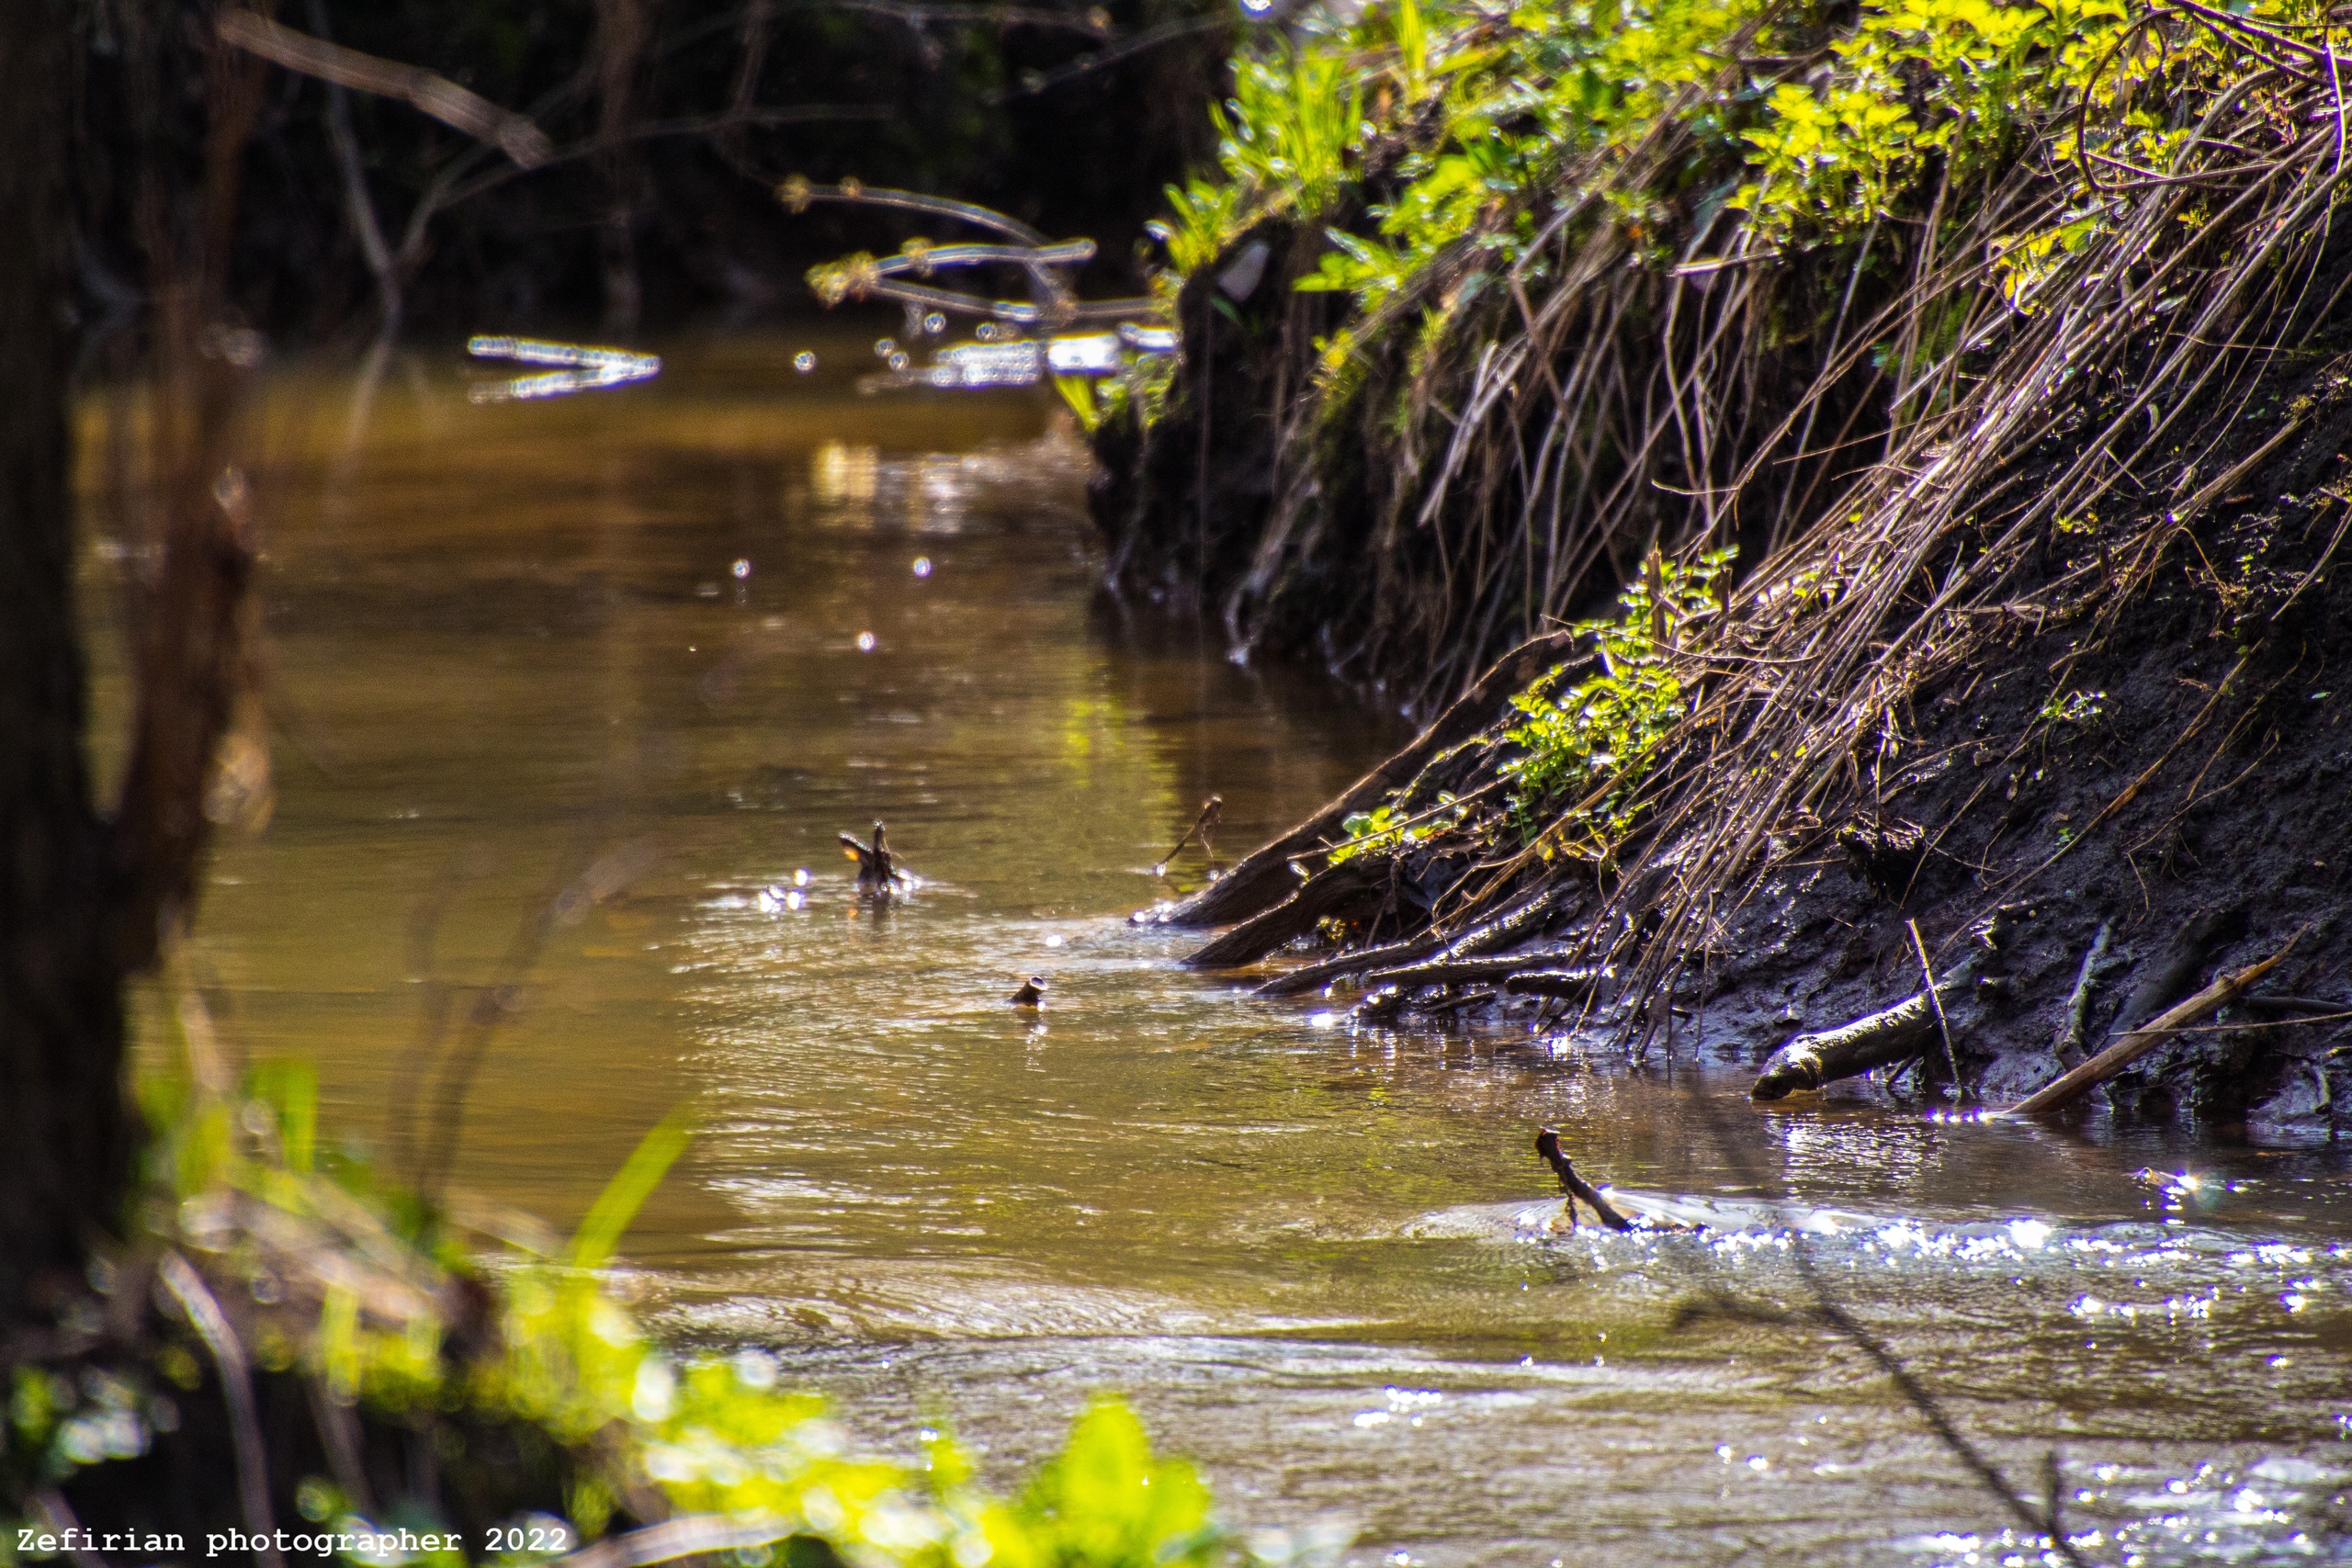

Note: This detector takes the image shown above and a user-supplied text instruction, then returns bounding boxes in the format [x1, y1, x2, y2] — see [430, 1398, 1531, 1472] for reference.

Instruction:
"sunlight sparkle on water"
[912, 557, 933, 578]
[856, 632, 877, 651]
[795, 352, 816, 373]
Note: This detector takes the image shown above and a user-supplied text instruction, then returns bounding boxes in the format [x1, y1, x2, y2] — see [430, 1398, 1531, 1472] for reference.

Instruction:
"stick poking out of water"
[840, 820, 904, 897]
[1535, 1128, 1634, 1232]
[1154, 795, 1223, 877]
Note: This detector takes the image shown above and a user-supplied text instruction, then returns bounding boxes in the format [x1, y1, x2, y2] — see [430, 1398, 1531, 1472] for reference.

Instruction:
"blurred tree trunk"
[1, 0, 264, 1327]
[0, 0, 130, 1322]
[594, 0, 653, 331]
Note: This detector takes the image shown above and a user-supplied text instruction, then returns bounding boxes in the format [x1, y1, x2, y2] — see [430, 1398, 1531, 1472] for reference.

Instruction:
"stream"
[94, 336, 2352, 1566]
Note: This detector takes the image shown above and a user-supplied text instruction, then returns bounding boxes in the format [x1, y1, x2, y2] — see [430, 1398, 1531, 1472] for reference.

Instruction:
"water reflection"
[86, 336, 2352, 1568]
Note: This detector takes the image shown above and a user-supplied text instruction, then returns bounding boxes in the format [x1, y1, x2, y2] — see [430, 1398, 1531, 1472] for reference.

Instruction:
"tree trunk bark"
[0, 0, 130, 1321]
[2, 0, 266, 1326]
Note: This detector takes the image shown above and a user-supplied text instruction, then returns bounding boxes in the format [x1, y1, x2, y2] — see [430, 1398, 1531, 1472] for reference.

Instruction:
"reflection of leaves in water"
[807, 434, 1095, 534]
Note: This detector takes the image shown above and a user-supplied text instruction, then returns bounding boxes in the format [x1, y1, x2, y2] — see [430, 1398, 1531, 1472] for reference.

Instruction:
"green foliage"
[1734, 0, 2198, 248]
[1057, 354, 1178, 436]
[8, 1056, 1268, 1568]
[1145, 38, 1364, 284]
[1329, 798, 1452, 863]
[1501, 547, 1736, 852]
[984, 1401, 1221, 1568]
[1056, 372, 1105, 432]
[1148, 177, 1250, 276]
[565, 1108, 692, 1271]
[1218, 46, 1363, 231]
[1146, 0, 2321, 319]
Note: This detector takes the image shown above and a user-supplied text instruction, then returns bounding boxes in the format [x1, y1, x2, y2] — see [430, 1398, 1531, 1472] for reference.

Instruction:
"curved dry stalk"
[160, 1251, 285, 1568]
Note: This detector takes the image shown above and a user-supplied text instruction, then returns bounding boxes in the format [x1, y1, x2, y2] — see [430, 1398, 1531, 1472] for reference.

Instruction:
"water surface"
[95, 337, 2352, 1566]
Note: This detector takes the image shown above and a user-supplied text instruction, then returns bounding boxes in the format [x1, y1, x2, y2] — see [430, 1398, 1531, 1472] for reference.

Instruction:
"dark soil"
[1157, 265, 2352, 1147]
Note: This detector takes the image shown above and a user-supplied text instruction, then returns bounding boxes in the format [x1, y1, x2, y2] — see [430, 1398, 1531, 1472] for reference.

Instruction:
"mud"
[1168, 283, 2352, 1148]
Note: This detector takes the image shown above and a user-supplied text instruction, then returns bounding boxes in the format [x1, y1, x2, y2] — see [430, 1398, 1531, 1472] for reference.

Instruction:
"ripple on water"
[152, 347, 2352, 1568]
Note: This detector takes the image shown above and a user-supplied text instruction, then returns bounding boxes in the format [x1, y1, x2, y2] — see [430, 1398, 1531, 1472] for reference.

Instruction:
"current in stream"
[91, 337, 2352, 1566]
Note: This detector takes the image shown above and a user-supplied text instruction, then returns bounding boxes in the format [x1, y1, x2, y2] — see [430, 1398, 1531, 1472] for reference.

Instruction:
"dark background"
[74, 0, 1240, 342]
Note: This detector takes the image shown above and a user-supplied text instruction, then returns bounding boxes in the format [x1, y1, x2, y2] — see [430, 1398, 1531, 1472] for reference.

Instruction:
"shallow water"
[93, 337, 2352, 1565]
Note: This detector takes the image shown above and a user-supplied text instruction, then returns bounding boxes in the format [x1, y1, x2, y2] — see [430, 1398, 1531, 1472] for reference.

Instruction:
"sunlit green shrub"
[1329, 798, 1452, 863]
[1501, 547, 1736, 853]
[1147, 0, 2321, 314]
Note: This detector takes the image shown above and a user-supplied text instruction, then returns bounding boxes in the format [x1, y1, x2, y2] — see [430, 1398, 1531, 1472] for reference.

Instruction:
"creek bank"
[1092, 0, 2352, 1145]
[1139, 319, 2352, 1147]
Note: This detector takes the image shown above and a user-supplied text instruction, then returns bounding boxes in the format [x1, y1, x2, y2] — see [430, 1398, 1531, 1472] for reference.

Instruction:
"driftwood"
[1534, 1129, 1633, 1232]
[1182, 860, 1385, 969]
[1369, 951, 1574, 988]
[1443, 886, 1567, 959]
[2240, 993, 2351, 1016]
[2007, 931, 2304, 1115]
[2052, 922, 2112, 1067]
[1250, 885, 1564, 995]
[1141, 631, 1587, 929]
[1751, 965, 1979, 1100]
[1749, 905, 2040, 1100]
[1254, 932, 1446, 997]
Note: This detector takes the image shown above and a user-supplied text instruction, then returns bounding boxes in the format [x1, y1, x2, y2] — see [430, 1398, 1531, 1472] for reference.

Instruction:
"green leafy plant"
[1146, 0, 2313, 317]
[2038, 687, 2107, 728]
[6, 1051, 1272, 1568]
[1329, 798, 1452, 863]
[1501, 546, 1736, 854]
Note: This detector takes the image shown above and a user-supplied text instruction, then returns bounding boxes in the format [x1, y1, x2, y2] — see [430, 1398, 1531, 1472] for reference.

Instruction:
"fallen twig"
[1905, 917, 1961, 1089]
[2007, 927, 2306, 1115]
[160, 1252, 284, 1568]
[550, 1512, 793, 1568]
[1155, 795, 1223, 876]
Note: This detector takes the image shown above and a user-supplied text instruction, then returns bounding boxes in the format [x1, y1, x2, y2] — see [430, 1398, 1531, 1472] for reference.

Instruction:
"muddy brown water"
[87, 337, 2352, 1565]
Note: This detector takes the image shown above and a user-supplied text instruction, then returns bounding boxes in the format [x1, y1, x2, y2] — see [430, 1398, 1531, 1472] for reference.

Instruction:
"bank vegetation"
[1114, 0, 2352, 1134]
